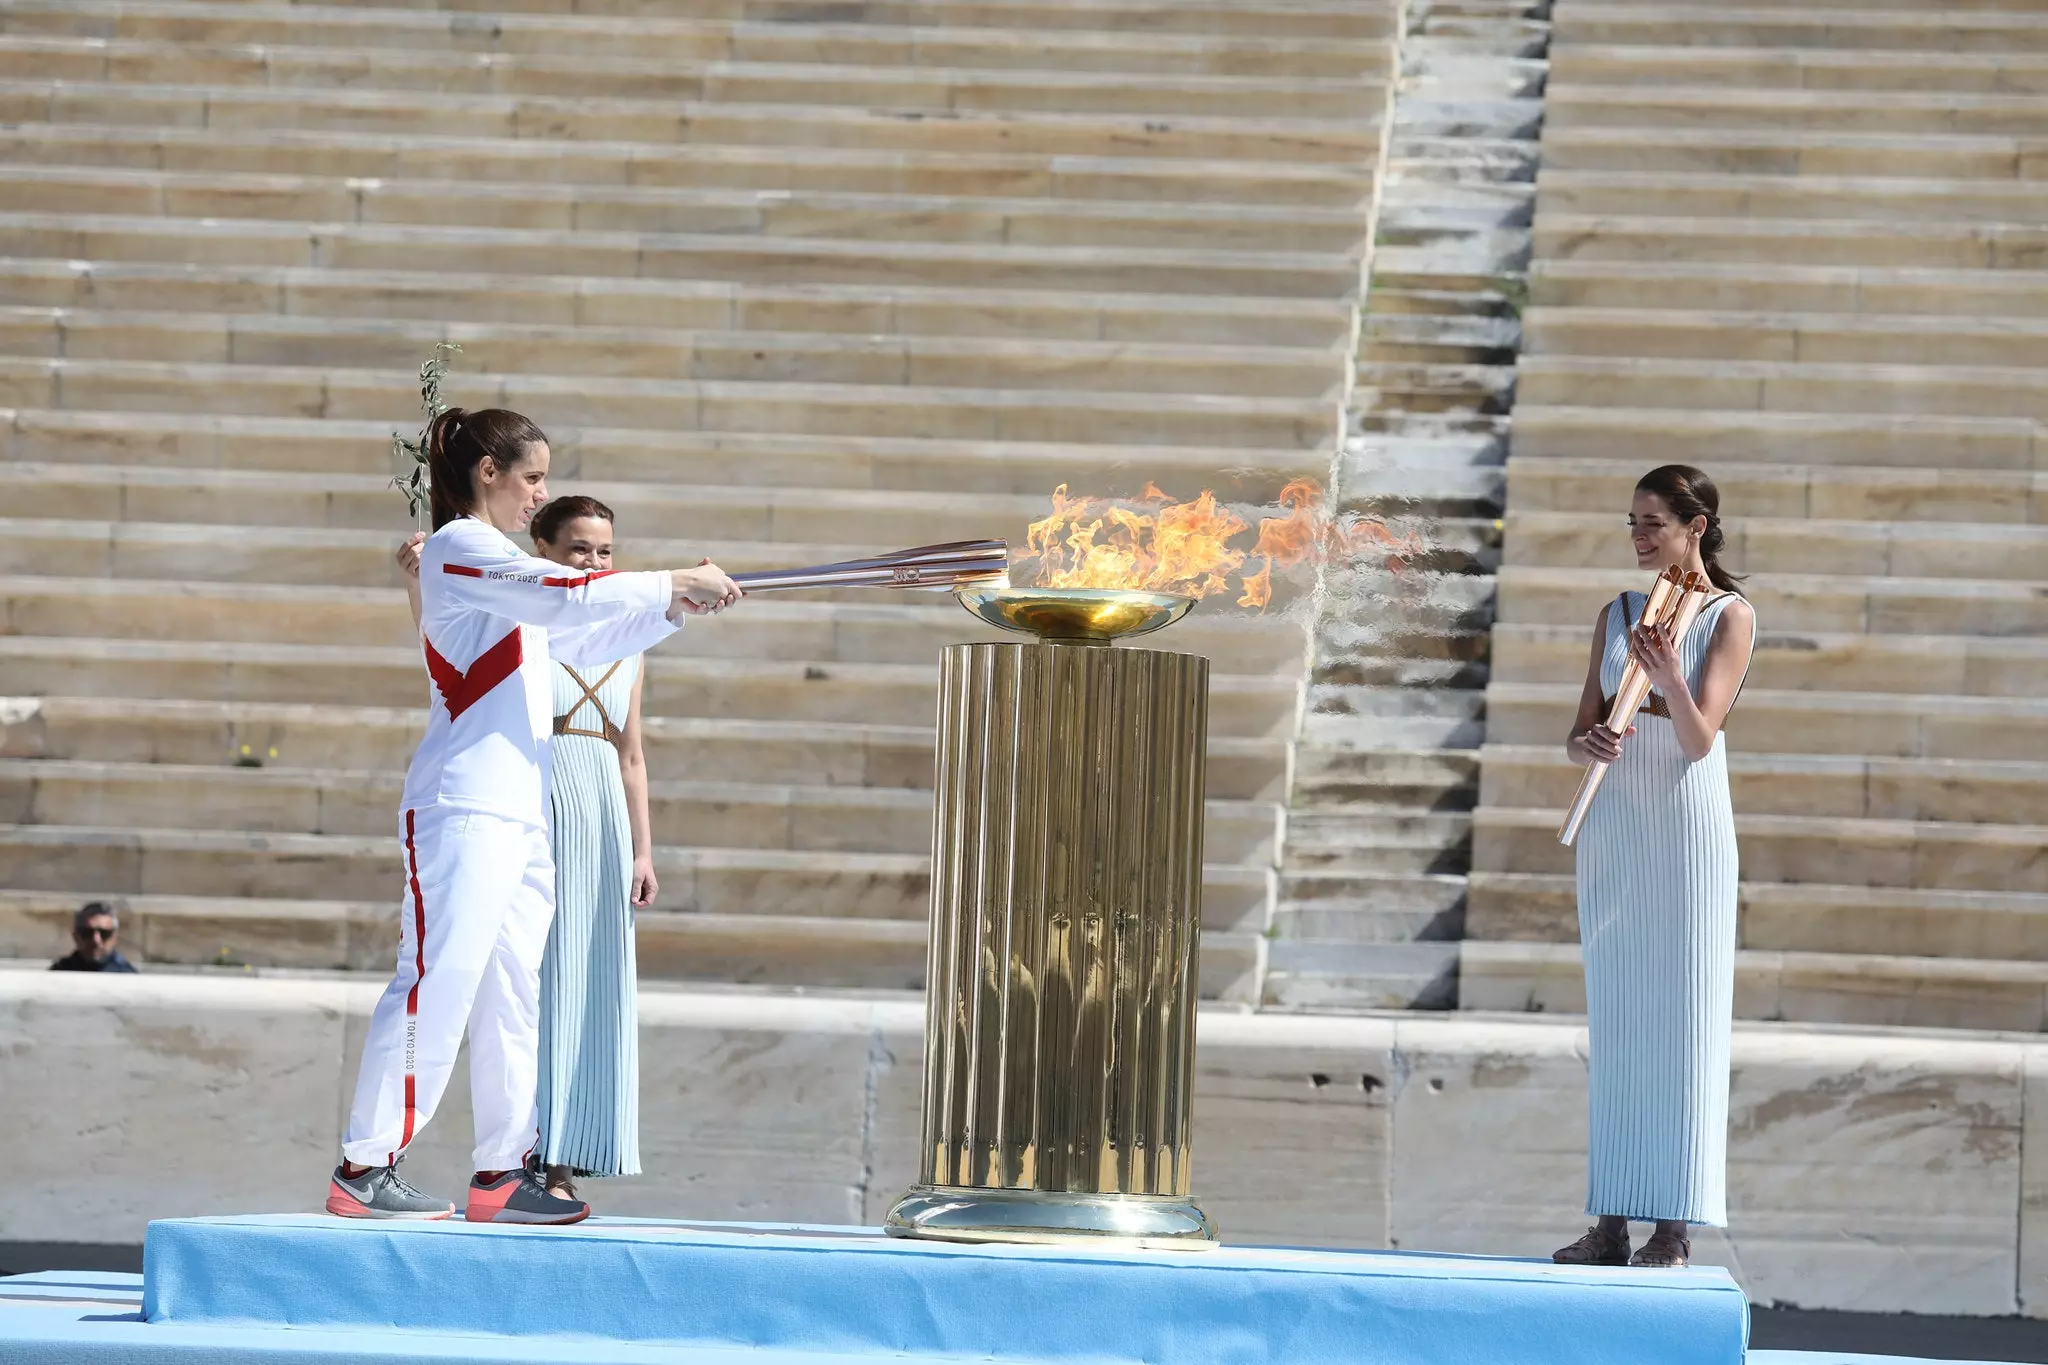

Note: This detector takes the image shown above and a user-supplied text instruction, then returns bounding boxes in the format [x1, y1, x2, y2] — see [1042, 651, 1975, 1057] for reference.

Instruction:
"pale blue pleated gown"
[536, 655, 642, 1178]
[1576, 591, 1751, 1228]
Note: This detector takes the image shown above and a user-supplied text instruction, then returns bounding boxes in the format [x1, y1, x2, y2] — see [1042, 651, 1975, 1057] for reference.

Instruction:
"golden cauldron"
[883, 586, 1217, 1249]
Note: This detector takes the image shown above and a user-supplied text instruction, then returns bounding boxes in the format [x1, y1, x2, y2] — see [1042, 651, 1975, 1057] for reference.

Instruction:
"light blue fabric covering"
[126, 1215, 1748, 1365]
[537, 655, 642, 1178]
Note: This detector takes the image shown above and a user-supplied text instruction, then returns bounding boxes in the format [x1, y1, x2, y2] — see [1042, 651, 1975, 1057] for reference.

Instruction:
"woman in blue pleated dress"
[1551, 465, 1756, 1271]
[526, 494, 655, 1199]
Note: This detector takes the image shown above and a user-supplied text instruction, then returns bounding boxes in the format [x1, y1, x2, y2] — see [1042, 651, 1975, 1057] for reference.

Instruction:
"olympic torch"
[729, 540, 1009, 593]
[1557, 566, 1711, 846]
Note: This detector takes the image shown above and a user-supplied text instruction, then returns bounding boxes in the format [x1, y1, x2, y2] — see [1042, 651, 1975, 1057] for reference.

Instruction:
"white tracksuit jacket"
[341, 516, 680, 1171]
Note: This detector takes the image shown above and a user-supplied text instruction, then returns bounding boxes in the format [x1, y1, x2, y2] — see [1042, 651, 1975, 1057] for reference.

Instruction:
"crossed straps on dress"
[1599, 590, 1739, 723]
[553, 662, 625, 746]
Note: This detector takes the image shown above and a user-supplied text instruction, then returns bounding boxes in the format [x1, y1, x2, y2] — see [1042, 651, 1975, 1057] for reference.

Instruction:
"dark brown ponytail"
[426, 407, 547, 531]
[1636, 464, 1743, 595]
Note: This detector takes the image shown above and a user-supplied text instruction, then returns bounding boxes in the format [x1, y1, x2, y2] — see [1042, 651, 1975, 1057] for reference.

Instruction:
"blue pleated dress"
[536, 655, 642, 1178]
[1575, 591, 1752, 1227]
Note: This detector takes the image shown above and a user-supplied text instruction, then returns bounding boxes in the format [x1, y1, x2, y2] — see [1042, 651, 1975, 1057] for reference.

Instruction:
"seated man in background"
[50, 902, 138, 973]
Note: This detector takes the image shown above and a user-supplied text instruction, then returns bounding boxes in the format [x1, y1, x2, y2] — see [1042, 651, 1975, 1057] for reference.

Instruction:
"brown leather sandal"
[1552, 1225, 1630, 1266]
[1630, 1229, 1690, 1268]
[542, 1163, 579, 1203]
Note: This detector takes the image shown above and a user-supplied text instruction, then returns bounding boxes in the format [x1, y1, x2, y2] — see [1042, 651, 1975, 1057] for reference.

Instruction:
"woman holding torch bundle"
[1550, 465, 1755, 1270]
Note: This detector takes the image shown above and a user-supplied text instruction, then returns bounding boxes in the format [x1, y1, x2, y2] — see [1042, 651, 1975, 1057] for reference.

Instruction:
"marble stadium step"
[0, 695, 1290, 803]
[1539, 127, 2046, 181]
[0, 81, 1386, 167]
[0, 639, 1302, 735]
[1485, 682, 2048, 763]
[0, 758, 1282, 863]
[1497, 563, 2048, 637]
[1473, 804, 2048, 894]
[0, 578, 1311, 670]
[1549, 45, 2048, 93]
[0, 168, 1374, 255]
[1547, 86, 2048, 137]
[1466, 870, 2048, 964]
[0, 353, 1339, 451]
[0, 212, 1360, 300]
[1519, 355, 2048, 423]
[0, 39, 1389, 120]
[1511, 406, 2048, 472]
[1538, 172, 2048, 225]
[0, 891, 1261, 998]
[1502, 510, 2048, 581]
[1506, 456, 2048, 525]
[11, 0, 1399, 47]
[1529, 261, 2048, 319]
[1551, 6, 2048, 53]
[1532, 215, 2048, 271]
[0, 412, 1326, 498]
[0, 260, 1353, 348]
[0, 124, 1376, 209]
[0, 308, 1346, 400]
[1480, 743, 2048, 826]
[1524, 307, 2048, 370]
[1277, 809, 1474, 878]
[1489, 624, 2048, 698]
[1458, 939, 2048, 1033]
[0, 823, 1272, 935]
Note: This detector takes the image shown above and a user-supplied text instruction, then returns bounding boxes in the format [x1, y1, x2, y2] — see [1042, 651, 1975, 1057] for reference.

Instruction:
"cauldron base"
[883, 1184, 1218, 1250]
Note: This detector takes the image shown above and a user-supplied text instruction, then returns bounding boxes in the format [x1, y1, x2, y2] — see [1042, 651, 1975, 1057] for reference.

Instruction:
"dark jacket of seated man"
[50, 901, 139, 973]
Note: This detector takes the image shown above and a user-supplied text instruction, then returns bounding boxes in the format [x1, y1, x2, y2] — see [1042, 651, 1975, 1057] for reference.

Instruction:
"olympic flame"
[1020, 479, 1412, 610]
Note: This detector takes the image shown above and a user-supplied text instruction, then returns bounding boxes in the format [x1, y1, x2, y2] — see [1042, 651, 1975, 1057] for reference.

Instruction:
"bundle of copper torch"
[729, 539, 1008, 594]
[1557, 565, 1713, 847]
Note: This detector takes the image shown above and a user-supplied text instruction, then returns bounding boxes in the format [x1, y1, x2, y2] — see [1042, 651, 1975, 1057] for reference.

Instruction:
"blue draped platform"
[0, 1214, 1752, 1364]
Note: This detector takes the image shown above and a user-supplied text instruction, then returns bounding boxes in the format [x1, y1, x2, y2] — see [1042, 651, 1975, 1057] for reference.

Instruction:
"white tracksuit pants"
[342, 806, 556, 1172]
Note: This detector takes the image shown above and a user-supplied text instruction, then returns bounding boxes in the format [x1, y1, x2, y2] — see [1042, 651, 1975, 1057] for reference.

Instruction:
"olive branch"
[390, 341, 462, 528]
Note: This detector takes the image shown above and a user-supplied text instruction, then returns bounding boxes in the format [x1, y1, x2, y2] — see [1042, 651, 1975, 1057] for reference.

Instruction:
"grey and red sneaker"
[326, 1162, 455, 1220]
[465, 1166, 590, 1225]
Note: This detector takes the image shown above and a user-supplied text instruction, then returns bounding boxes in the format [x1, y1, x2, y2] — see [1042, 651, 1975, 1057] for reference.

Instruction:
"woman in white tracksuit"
[326, 407, 740, 1226]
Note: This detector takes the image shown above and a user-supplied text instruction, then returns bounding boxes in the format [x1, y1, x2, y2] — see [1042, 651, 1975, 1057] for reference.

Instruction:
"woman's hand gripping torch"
[1556, 566, 1712, 846]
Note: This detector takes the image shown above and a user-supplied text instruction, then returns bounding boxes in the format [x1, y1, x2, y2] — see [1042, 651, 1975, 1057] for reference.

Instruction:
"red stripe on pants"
[391, 808, 428, 1165]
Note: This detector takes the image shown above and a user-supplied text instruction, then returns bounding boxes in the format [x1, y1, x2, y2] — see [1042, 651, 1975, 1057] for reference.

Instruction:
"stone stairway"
[1265, 0, 1550, 1011]
[1466, 0, 2048, 1031]
[0, 0, 1400, 1000]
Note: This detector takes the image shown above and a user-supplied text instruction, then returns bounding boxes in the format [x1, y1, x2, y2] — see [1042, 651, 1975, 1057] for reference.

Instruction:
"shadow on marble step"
[0, 758, 1285, 864]
[0, 123, 1380, 209]
[1511, 404, 2048, 472]
[1282, 811, 1474, 876]
[0, 410, 1331, 499]
[1486, 682, 2048, 760]
[1465, 869, 2048, 962]
[1539, 126, 2043, 181]
[0, 39, 1396, 120]
[1472, 805, 2048, 894]
[0, 639, 1303, 736]
[0, 80, 1392, 165]
[0, 697, 1291, 802]
[1503, 510, 2048, 582]
[0, 892, 1261, 1000]
[0, 257, 1356, 348]
[0, 825, 1273, 929]
[1490, 621, 2048, 699]
[1496, 565, 2048, 638]
[1525, 258, 2048, 319]
[1537, 172, 2048, 228]
[1505, 456, 2048, 528]
[1459, 939, 2048, 1034]
[0, 169, 1379, 258]
[1546, 87, 2048, 139]
[1530, 216, 2048, 274]
[1480, 742, 2048, 826]
[1290, 746, 1481, 810]
[1547, 43, 2048, 96]
[1263, 939, 1461, 1010]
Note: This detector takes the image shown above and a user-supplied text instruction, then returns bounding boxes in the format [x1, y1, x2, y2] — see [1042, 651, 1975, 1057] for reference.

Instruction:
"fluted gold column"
[884, 639, 1216, 1247]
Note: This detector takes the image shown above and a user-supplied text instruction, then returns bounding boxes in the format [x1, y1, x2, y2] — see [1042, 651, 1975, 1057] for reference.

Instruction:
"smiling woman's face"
[1628, 489, 1702, 572]
[534, 515, 614, 571]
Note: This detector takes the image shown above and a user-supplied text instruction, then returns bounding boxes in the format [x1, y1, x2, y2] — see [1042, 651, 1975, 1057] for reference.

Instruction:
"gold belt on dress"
[553, 714, 623, 745]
